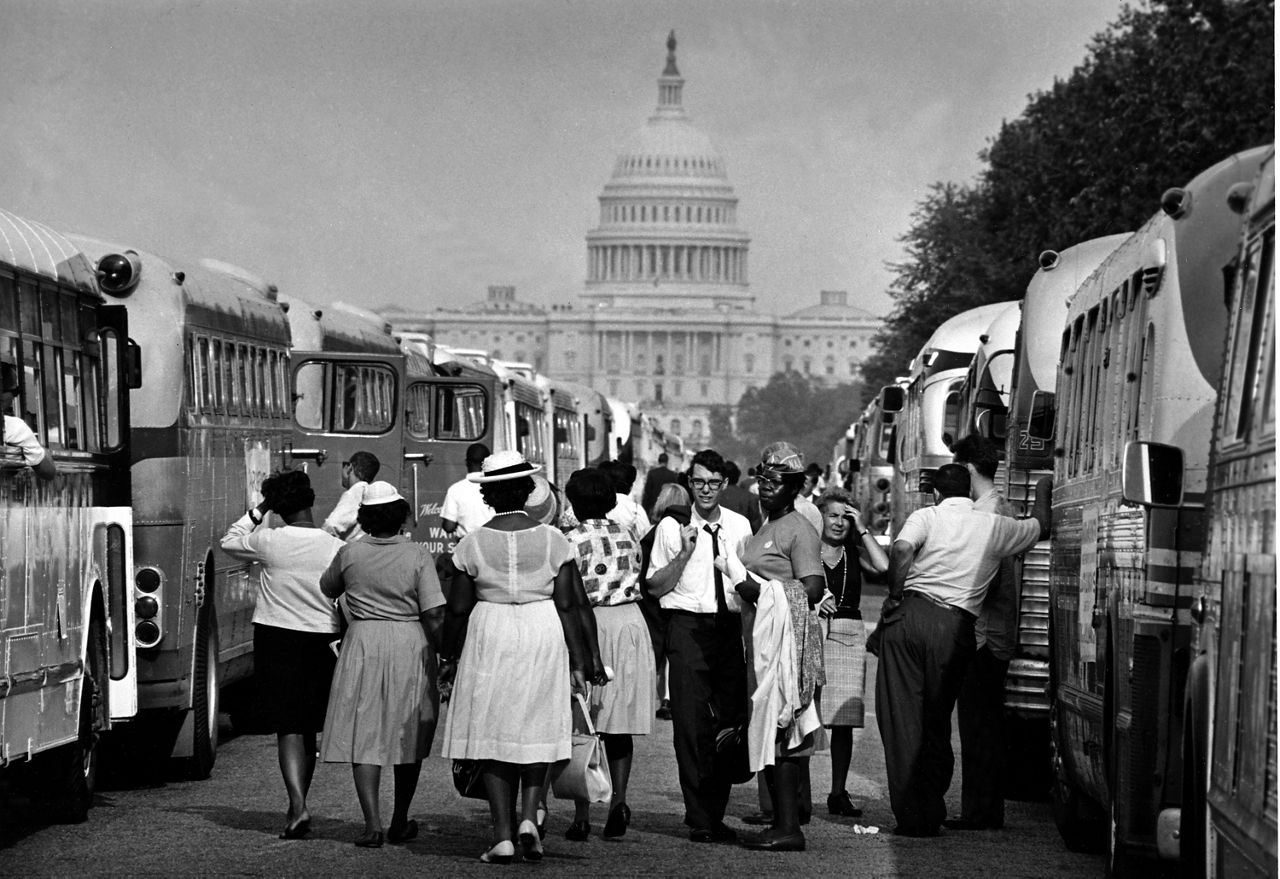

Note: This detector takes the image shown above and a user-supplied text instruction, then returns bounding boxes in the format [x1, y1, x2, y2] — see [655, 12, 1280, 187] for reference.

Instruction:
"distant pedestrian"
[319, 482, 444, 848]
[639, 481, 691, 720]
[440, 451, 597, 864]
[322, 451, 380, 541]
[815, 487, 888, 818]
[641, 452, 679, 519]
[718, 460, 762, 533]
[945, 434, 1020, 831]
[875, 463, 1050, 837]
[219, 469, 343, 842]
[603, 459, 651, 535]
[562, 468, 655, 841]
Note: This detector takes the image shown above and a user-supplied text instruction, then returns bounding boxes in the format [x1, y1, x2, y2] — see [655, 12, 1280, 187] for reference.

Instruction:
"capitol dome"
[584, 32, 752, 311]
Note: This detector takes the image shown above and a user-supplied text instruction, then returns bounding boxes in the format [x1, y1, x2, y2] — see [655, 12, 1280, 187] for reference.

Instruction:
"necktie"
[704, 524, 727, 614]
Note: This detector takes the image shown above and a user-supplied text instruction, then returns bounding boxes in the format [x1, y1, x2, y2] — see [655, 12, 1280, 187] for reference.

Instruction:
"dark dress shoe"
[655, 700, 672, 720]
[740, 812, 773, 826]
[564, 819, 591, 841]
[689, 823, 737, 844]
[741, 830, 806, 851]
[892, 825, 940, 838]
[387, 818, 418, 844]
[603, 802, 631, 838]
[279, 818, 311, 840]
[354, 830, 384, 848]
[943, 817, 1001, 831]
[827, 791, 863, 817]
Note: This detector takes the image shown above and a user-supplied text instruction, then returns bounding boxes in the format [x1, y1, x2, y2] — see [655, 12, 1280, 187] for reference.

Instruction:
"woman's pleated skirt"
[589, 601, 655, 735]
[321, 619, 437, 765]
[441, 599, 571, 764]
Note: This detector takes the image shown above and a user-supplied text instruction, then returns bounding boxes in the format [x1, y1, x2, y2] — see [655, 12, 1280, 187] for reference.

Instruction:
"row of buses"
[839, 145, 1274, 877]
[0, 210, 683, 816]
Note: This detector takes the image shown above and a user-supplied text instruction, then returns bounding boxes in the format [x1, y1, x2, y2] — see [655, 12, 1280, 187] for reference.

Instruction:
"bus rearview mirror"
[1121, 441, 1184, 507]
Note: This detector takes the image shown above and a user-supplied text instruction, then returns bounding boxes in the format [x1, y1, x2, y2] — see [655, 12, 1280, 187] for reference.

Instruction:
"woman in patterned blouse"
[561, 468, 656, 841]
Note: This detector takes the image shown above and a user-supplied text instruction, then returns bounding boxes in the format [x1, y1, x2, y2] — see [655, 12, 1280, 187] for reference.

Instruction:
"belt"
[663, 608, 719, 618]
[904, 589, 977, 620]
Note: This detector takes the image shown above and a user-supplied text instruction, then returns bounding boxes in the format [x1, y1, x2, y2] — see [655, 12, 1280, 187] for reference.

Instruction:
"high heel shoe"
[279, 817, 311, 840]
[564, 819, 591, 841]
[518, 819, 543, 861]
[387, 818, 418, 844]
[479, 840, 515, 864]
[354, 830, 384, 848]
[827, 790, 863, 818]
[603, 802, 631, 839]
[535, 806, 548, 840]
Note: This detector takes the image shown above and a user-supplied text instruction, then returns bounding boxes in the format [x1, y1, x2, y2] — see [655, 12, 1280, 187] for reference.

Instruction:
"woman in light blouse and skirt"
[562, 468, 655, 841]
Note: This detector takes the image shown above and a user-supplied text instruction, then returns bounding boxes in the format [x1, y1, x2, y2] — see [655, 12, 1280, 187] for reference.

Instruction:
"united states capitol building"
[383, 33, 879, 448]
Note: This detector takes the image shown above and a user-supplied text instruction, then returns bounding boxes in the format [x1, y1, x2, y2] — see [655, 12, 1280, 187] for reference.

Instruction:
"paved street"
[2, 584, 1105, 877]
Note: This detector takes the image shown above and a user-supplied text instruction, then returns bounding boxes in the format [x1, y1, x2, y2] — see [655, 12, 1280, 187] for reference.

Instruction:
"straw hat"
[467, 449, 542, 483]
[523, 474, 559, 525]
[360, 481, 405, 505]
[759, 441, 805, 478]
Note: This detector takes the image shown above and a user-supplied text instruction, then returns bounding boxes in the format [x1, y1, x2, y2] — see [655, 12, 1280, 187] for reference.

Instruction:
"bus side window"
[99, 330, 123, 450]
[293, 361, 324, 431]
[406, 383, 431, 438]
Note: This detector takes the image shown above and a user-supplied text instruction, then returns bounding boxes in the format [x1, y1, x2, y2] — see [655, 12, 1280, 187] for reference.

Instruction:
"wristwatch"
[249, 508, 263, 526]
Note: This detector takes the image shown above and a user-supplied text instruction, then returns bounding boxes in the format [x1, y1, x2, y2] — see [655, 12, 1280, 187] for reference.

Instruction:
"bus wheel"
[1179, 659, 1211, 879]
[38, 615, 106, 822]
[182, 608, 220, 780]
[1050, 740, 1104, 850]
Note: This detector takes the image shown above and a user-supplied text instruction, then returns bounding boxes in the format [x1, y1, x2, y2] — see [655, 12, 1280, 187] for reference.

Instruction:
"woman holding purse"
[815, 488, 888, 817]
[561, 468, 655, 841]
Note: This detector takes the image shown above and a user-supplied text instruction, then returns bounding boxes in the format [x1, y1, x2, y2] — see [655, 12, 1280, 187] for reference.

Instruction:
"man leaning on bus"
[1, 364, 55, 481]
[873, 464, 1050, 838]
[322, 451, 380, 541]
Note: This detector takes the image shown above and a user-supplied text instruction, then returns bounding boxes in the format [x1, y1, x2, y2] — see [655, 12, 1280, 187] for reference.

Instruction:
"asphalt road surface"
[2, 584, 1106, 877]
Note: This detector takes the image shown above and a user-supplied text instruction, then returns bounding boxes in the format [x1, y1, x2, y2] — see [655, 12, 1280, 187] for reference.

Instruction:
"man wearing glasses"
[1, 364, 55, 481]
[646, 449, 753, 844]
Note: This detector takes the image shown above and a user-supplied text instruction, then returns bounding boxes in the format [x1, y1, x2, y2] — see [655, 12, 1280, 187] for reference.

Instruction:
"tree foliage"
[730, 371, 865, 473]
[862, 0, 1275, 391]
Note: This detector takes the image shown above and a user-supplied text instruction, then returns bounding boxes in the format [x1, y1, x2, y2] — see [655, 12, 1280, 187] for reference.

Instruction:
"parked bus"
[1039, 146, 1268, 872]
[0, 209, 137, 820]
[848, 387, 901, 544]
[1176, 148, 1276, 879]
[67, 236, 294, 779]
[491, 360, 550, 475]
[891, 302, 1015, 535]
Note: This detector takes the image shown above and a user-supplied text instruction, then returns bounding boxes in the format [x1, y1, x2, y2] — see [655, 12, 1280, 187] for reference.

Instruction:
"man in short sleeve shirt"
[647, 448, 752, 843]
[875, 463, 1050, 837]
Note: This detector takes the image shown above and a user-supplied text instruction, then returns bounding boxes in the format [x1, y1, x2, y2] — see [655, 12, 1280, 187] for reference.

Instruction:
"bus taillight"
[134, 567, 164, 648]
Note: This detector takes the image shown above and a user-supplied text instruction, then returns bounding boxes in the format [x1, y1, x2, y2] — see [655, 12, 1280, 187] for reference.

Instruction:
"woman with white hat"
[440, 451, 596, 864]
[319, 481, 445, 848]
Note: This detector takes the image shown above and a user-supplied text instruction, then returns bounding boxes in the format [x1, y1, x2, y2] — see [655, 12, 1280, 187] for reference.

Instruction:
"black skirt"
[253, 624, 338, 734]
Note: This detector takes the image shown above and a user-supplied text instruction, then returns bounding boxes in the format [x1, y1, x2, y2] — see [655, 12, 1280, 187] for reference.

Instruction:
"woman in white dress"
[440, 451, 595, 864]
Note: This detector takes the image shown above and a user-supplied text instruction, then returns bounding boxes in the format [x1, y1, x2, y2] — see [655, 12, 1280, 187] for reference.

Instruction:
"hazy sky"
[1, 0, 1128, 319]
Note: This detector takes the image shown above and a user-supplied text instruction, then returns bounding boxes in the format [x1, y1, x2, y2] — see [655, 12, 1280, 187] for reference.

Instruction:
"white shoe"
[480, 840, 515, 864]
[518, 819, 544, 861]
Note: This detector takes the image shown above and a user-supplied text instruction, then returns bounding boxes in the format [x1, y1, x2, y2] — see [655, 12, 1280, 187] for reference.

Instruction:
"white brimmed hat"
[467, 450, 542, 483]
[361, 481, 405, 505]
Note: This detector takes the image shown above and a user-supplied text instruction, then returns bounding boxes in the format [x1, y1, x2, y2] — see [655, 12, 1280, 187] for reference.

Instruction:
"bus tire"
[38, 614, 106, 823]
[1104, 644, 1142, 878]
[1179, 657, 1211, 879]
[1050, 705, 1105, 852]
[182, 607, 220, 780]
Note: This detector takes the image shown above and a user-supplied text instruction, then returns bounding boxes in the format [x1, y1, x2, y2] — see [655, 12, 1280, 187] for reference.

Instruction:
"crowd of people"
[214, 431, 1051, 860]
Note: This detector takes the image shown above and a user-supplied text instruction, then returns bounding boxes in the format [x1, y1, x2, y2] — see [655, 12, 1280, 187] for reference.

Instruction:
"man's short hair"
[0, 362, 17, 393]
[724, 460, 741, 484]
[601, 459, 637, 494]
[951, 433, 1000, 480]
[347, 451, 380, 483]
[933, 463, 971, 499]
[657, 452, 668, 465]
[689, 448, 728, 478]
[465, 442, 491, 469]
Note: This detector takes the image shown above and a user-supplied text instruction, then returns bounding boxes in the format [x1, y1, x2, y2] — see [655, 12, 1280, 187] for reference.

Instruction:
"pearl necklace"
[821, 545, 845, 567]
[491, 510, 527, 518]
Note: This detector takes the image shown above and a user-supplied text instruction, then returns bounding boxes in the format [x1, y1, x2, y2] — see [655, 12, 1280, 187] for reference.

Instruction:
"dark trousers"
[666, 611, 747, 830]
[957, 645, 1010, 827]
[875, 592, 976, 833]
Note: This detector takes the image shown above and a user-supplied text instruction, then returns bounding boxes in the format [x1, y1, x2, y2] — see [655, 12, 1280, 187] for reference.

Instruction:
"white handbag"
[551, 693, 613, 803]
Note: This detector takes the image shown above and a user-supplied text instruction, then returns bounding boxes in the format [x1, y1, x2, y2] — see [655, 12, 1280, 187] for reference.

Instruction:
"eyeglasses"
[689, 478, 724, 491]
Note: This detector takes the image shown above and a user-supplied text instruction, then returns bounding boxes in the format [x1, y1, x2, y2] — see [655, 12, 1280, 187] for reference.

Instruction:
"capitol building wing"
[383, 32, 879, 449]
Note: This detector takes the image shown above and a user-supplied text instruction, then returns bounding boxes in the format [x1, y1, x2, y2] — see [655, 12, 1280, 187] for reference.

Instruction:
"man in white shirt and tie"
[647, 448, 753, 844]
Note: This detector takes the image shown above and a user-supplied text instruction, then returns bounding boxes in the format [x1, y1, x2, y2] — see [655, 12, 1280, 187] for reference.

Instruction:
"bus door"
[288, 351, 405, 529]
[400, 375, 494, 557]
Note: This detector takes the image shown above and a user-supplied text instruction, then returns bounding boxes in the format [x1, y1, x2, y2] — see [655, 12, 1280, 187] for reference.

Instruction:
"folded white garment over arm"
[746, 578, 796, 772]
